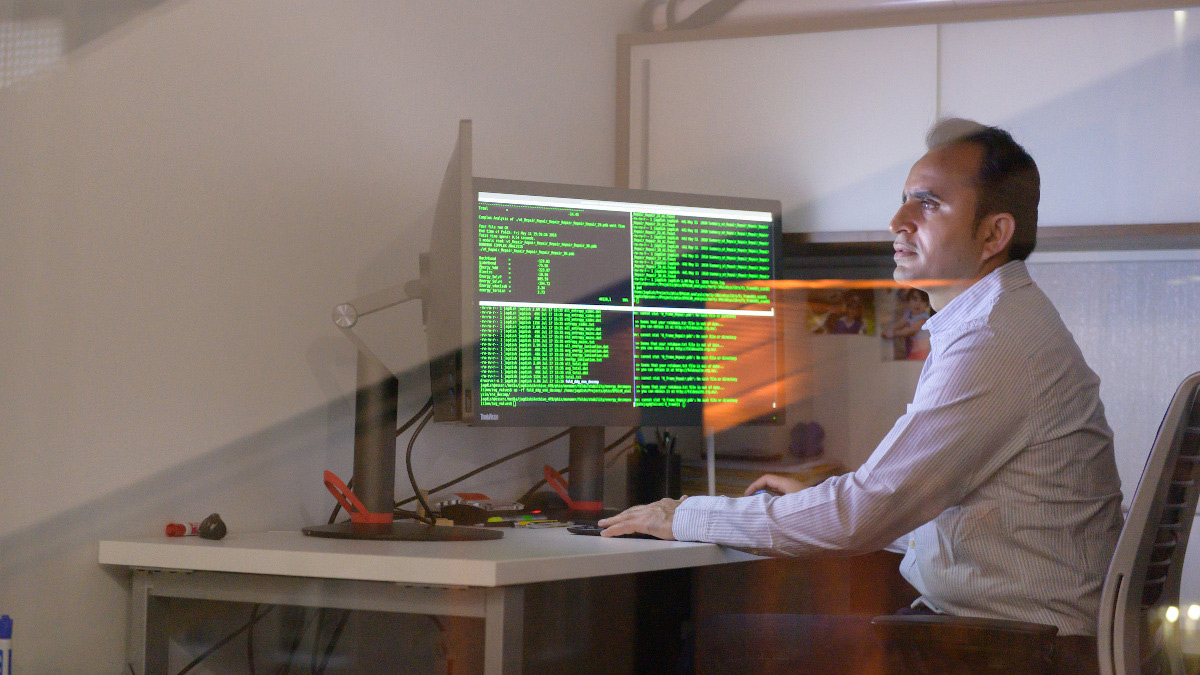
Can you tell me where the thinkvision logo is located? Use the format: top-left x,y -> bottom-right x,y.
479,413 -> 499,421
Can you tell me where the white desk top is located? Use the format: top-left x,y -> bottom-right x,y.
99,527 -> 760,587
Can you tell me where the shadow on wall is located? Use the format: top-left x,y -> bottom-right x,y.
1,0 -> 179,87
0,390 -> 347,669
4,0 -> 174,50
0,394 -> 348,578
0,351 -> 451,581
0,361 -> 630,672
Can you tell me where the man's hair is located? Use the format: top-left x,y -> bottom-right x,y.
925,118 -> 1040,260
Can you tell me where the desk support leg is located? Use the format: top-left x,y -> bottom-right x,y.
483,586 -> 524,675
128,571 -> 169,675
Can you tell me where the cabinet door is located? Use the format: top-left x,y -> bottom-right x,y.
628,24 -> 938,234
940,8 -> 1200,227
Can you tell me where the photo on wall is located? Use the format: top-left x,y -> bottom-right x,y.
876,288 -> 931,361
805,288 -> 875,336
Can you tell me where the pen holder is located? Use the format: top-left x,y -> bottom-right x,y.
626,444 -> 682,505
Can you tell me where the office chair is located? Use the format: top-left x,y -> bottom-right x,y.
1099,371 -> 1200,674
872,371 -> 1200,675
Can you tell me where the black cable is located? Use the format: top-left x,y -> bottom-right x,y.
395,428 -> 573,509
315,610 -> 351,675
396,396 -> 435,437
405,408 -> 438,524
326,396 -> 434,524
428,616 -> 451,671
605,440 -> 638,467
273,607 -> 312,675
175,604 -> 273,675
518,471 -> 557,502
309,608 -> 327,675
391,422 -> 637,516
326,476 -> 352,525
606,427 -> 641,454
247,606 -> 258,675
515,427 -> 640,504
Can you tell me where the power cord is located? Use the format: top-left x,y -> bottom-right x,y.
174,604 -> 273,675
404,408 -> 438,524
273,607 -> 317,675
394,428 -> 572,510
179,426 -> 642,674
515,427 -> 639,504
247,606 -> 258,675
326,396 -> 434,524
312,609 -> 351,675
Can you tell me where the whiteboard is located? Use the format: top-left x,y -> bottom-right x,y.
626,7 -> 1200,232
629,24 -> 938,234
940,9 -> 1200,227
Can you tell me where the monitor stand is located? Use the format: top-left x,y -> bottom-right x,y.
555,425 -> 619,523
303,349 -> 501,542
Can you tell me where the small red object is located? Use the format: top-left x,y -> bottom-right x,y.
453,493 -> 490,501
322,470 -> 393,524
166,522 -> 200,537
543,465 -> 604,512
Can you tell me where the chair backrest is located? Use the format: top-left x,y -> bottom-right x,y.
1099,371 -> 1200,675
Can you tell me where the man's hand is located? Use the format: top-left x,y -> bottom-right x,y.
597,498 -> 683,539
744,474 -> 806,496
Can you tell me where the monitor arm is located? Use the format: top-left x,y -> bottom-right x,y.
325,282 -> 420,524
331,280 -> 425,377
303,279 -> 501,541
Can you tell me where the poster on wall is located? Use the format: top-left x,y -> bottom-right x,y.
805,288 -> 876,336
876,288 -> 931,361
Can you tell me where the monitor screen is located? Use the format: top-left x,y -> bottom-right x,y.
460,178 -> 785,429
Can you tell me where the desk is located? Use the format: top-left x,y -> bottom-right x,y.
99,528 -> 758,674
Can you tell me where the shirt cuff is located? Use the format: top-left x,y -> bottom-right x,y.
671,495 -> 721,541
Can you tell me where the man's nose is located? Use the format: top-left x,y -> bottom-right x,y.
889,204 -> 915,234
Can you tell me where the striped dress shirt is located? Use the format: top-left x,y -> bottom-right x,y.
673,260 -> 1124,636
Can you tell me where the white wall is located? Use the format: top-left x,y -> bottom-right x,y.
0,1 -> 643,670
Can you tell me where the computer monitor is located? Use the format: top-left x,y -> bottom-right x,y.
425,120 -> 785,511
464,179 -> 784,425
308,120 -> 785,540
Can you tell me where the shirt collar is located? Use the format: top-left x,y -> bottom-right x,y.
923,260 -> 1032,335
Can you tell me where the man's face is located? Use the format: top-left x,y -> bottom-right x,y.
889,142 -> 989,309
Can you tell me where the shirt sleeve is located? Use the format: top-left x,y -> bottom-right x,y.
883,533 -> 912,555
672,329 -> 1032,555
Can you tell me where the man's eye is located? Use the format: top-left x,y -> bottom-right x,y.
921,200 -> 938,210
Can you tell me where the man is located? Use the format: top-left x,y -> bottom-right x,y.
599,119 -> 1124,671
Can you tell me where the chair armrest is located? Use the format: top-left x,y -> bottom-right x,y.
870,614 -> 1059,674
871,613 -> 1059,637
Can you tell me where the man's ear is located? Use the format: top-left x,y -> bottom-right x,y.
978,212 -> 1015,262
